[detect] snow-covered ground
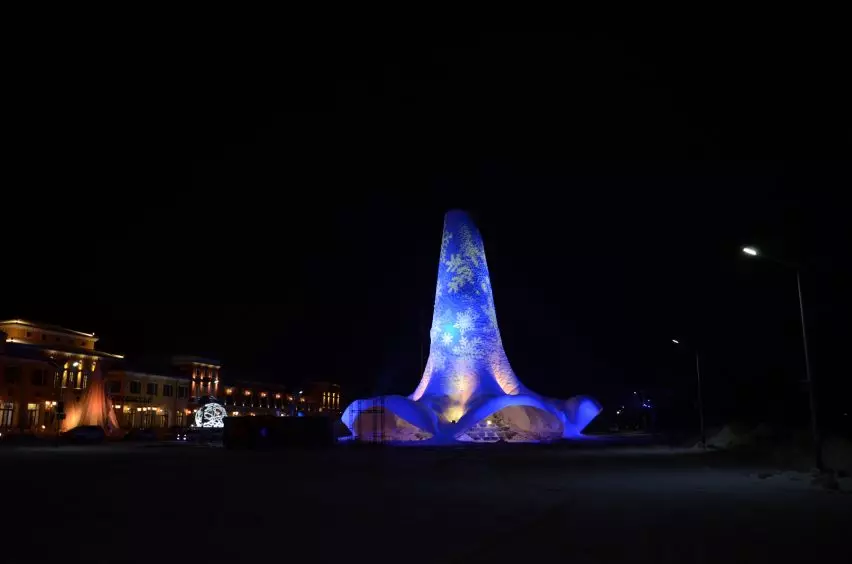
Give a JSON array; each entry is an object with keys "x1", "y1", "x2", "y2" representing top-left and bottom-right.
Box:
[{"x1": 2, "y1": 443, "x2": 848, "y2": 563}]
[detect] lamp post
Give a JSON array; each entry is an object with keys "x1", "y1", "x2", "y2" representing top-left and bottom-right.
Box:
[
  {"x1": 741, "y1": 246, "x2": 822, "y2": 471},
  {"x1": 672, "y1": 339, "x2": 705, "y2": 448}
]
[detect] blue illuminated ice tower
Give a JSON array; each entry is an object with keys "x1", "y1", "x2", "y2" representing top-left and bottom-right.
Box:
[{"x1": 342, "y1": 210, "x2": 601, "y2": 442}]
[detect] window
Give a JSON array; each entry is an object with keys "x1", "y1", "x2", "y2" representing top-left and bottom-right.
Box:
[
  {"x1": 4, "y1": 366, "x2": 21, "y2": 384},
  {"x1": 162, "y1": 384, "x2": 174, "y2": 397},
  {"x1": 177, "y1": 386, "x2": 188, "y2": 399},
  {"x1": 176, "y1": 411, "x2": 185, "y2": 427},
  {"x1": 0, "y1": 402, "x2": 14, "y2": 427},
  {"x1": 130, "y1": 381, "x2": 142, "y2": 394},
  {"x1": 26, "y1": 403, "x2": 39, "y2": 427},
  {"x1": 26, "y1": 331, "x2": 32, "y2": 337},
  {"x1": 146, "y1": 383, "x2": 158, "y2": 396},
  {"x1": 107, "y1": 380, "x2": 122, "y2": 394},
  {"x1": 30, "y1": 369, "x2": 48, "y2": 386}
]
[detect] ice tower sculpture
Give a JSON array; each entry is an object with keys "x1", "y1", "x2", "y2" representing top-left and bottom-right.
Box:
[{"x1": 342, "y1": 210, "x2": 601, "y2": 443}]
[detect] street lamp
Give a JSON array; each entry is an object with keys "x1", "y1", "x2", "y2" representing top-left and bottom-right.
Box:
[
  {"x1": 672, "y1": 339, "x2": 705, "y2": 448},
  {"x1": 742, "y1": 245, "x2": 822, "y2": 470}
]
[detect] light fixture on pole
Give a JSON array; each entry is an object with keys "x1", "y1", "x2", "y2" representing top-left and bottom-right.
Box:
[
  {"x1": 672, "y1": 338, "x2": 705, "y2": 448},
  {"x1": 742, "y1": 245, "x2": 822, "y2": 471}
]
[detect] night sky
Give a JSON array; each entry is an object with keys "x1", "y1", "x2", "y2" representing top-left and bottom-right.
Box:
[{"x1": 5, "y1": 31, "x2": 849, "y2": 428}]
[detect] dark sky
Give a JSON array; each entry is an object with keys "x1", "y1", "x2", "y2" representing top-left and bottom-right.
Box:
[{"x1": 5, "y1": 30, "x2": 850, "y2": 427}]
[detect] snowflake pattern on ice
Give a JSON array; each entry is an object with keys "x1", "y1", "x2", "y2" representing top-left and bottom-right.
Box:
[
  {"x1": 482, "y1": 300, "x2": 498, "y2": 333},
  {"x1": 347, "y1": 210, "x2": 603, "y2": 441},
  {"x1": 439, "y1": 229, "x2": 453, "y2": 264},
  {"x1": 459, "y1": 225, "x2": 485, "y2": 267},
  {"x1": 444, "y1": 253, "x2": 474, "y2": 294},
  {"x1": 430, "y1": 349, "x2": 447, "y2": 372},
  {"x1": 452, "y1": 336, "x2": 485, "y2": 360},
  {"x1": 429, "y1": 308, "x2": 452, "y2": 343},
  {"x1": 453, "y1": 308, "x2": 479, "y2": 335}
]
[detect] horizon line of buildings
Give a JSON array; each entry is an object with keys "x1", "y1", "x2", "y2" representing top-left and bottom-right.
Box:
[{"x1": 0, "y1": 319, "x2": 341, "y2": 433}]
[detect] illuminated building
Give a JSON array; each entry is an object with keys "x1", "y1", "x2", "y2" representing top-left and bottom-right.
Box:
[
  {"x1": 104, "y1": 367, "x2": 192, "y2": 429},
  {"x1": 1, "y1": 319, "x2": 342, "y2": 433},
  {"x1": 172, "y1": 356, "x2": 221, "y2": 401},
  {"x1": 341, "y1": 210, "x2": 602, "y2": 442},
  {"x1": 219, "y1": 380, "x2": 290, "y2": 417},
  {"x1": 216, "y1": 380, "x2": 342, "y2": 418},
  {"x1": 0, "y1": 319, "x2": 123, "y2": 433},
  {"x1": 303, "y1": 381, "x2": 343, "y2": 415}
]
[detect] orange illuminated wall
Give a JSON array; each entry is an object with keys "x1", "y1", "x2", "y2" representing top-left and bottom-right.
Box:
[{"x1": 0, "y1": 320, "x2": 98, "y2": 350}]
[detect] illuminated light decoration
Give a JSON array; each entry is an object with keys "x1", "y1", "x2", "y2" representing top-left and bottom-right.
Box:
[
  {"x1": 194, "y1": 403, "x2": 227, "y2": 428},
  {"x1": 61, "y1": 363, "x2": 120, "y2": 433},
  {"x1": 342, "y1": 210, "x2": 602, "y2": 443}
]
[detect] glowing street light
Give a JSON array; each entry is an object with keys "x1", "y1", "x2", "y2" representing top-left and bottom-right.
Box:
[
  {"x1": 741, "y1": 244, "x2": 822, "y2": 470},
  {"x1": 672, "y1": 338, "x2": 705, "y2": 448}
]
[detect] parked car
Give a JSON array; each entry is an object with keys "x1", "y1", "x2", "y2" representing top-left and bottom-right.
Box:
[
  {"x1": 60, "y1": 425, "x2": 106, "y2": 444},
  {"x1": 122, "y1": 428, "x2": 157, "y2": 441}
]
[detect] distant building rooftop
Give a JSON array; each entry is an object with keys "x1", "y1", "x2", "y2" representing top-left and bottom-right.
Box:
[
  {"x1": 0, "y1": 319, "x2": 98, "y2": 339},
  {"x1": 4, "y1": 341, "x2": 125, "y2": 361},
  {"x1": 171, "y1": 355, "x2": 221, "y2": 368}
]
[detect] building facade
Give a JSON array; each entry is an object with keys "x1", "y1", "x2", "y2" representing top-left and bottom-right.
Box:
[
  {"x1": 2, "y1": 319, "x2": 343, "y2": 434},
  {"x1": 0, "y1": 319, "x2": 124, "y2": 433},
  {"x1": 303, "y1": 381, "x2": 343, "y2": 416},
  {"x1": 104, "y1": 369, "x2": 191, "y2": 429},
  {"x1": 220, "y1": 380, "x2": 292, "y2": 417}
]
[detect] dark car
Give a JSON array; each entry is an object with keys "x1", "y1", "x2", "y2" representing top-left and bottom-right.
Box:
[
  {"x1": 122, "y1": 428, "x2": 157, "y2": 441},
  {"x1": 60, "y1": 425, "x2": 106, "y2": 444}
]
